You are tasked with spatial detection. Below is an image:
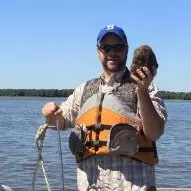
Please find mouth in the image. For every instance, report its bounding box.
[107,56,120,61]
[107,59,120,64]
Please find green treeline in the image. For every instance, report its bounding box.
[0,89,74,97]
[158,91,191,100]
[0,89,191,100]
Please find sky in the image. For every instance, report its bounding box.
[0,0,191,92]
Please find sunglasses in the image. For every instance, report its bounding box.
[98,44,127,53]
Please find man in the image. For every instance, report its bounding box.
[42,24,167,191]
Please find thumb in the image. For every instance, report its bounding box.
[54,108,62,116]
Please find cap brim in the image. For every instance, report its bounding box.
[97,31,126,43]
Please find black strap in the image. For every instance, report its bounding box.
[152,141,158,157]
[86,140,154,153]
[87,124,111,132]
[86,140,107,147]
[87,126,146,134]
[138,147,154,152]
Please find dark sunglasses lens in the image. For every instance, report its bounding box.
[100,45,111,53]
[99,44,125,53]
[114,44,125,52]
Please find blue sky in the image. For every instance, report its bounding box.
[0,1,190,92]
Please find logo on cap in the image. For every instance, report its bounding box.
[106,24,115,30]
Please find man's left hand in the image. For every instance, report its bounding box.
[131,66,154,92]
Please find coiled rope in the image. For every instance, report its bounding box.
[32,120,64,191]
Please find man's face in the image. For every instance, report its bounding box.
[97,33,128,73]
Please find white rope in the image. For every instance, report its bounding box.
[32,123,52,191]
[32,121,65,191]
[40,160,51,191]
[56,119,64,191]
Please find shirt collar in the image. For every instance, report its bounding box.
[100,67,129,86]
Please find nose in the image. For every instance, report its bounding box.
[107,49,118,55]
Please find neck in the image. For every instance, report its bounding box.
[102,67,127,82]
[103,70,114,82]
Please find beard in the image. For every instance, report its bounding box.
[102,56,127,73]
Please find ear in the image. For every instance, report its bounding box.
[96,44,100,52]
[97,47,100,55]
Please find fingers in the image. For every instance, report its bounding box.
[55,108,62,115]
[42,102,61,117]
[41,102,63,126]
[142,67,152,77]
[131,73,142,85]
[136,68,147,79]
[130,67,153,89]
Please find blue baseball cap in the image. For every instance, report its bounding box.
[97,24,127,44]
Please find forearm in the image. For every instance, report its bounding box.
[137,89,164,141]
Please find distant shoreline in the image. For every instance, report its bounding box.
[0,89,191,100]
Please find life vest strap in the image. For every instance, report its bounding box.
[86,141,154,152]
[86,140,107,147]
[86,125,144,135]
[87,124,111,133]
[138,147,154,152]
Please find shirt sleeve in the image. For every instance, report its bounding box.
[148,82,168,123]
[59,82,86,128]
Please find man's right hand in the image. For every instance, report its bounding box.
[42,102,62,126]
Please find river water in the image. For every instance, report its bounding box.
[0,97,190,190]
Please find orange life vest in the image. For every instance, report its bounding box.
[75,76,158,165]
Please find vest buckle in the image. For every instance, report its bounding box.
[95,124,101,133]
[93,140,100,147]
